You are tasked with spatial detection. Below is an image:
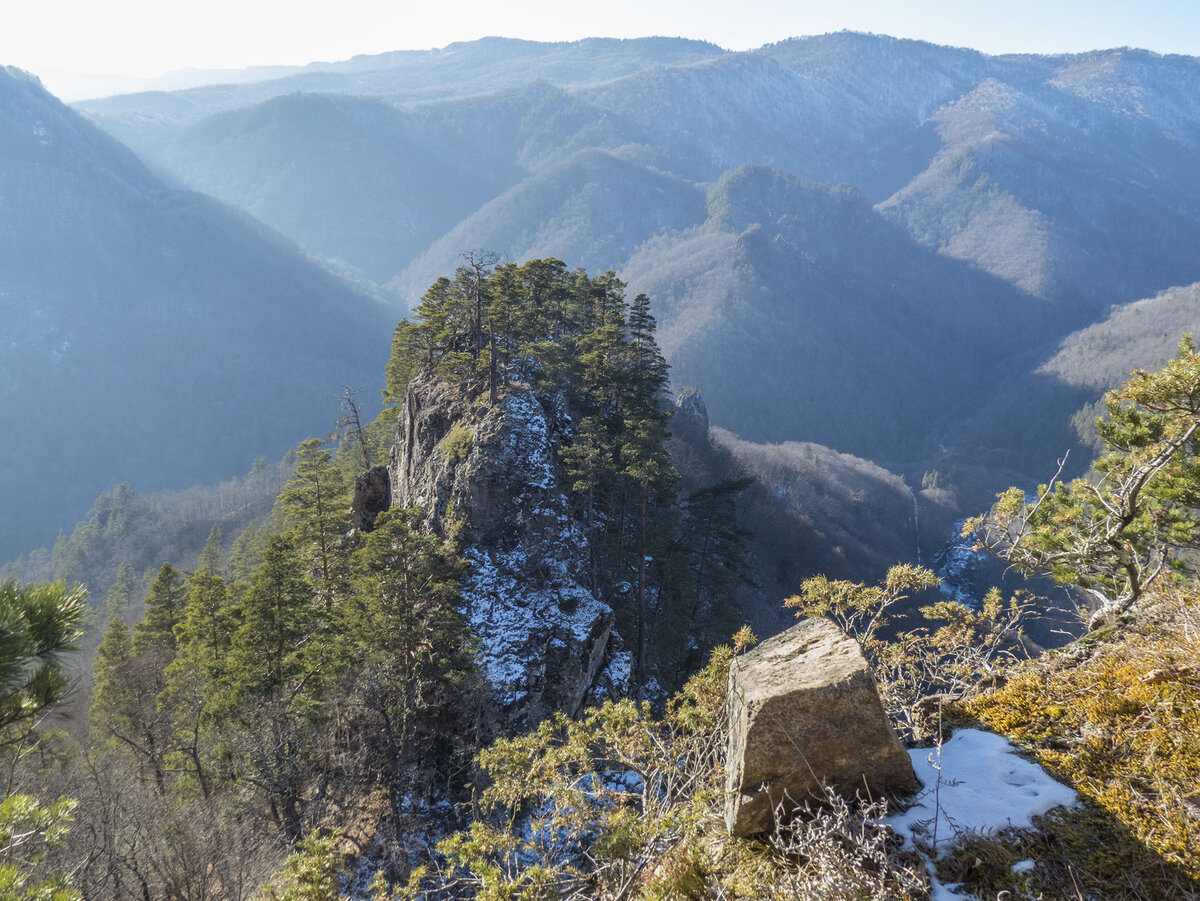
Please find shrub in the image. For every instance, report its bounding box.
[440,425,473,464]
[966,585,1200,893]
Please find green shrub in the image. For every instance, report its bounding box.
[441,425,473,464]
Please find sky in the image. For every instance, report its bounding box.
[5,0,1198,99]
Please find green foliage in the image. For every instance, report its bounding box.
[1,457,292,602]
[0,580,86,745]
[275,438,353,606]
[339,508,474,788]
[386,258,736,688]
[969,335,1200,629]
[440,424,474,464]
[197,524,223,576]
[785,566,1031,741]
[783,563,939,647]
[261,833,346,901]
[131,562,186,656]
[426,631,924,900]
[436,643,737,900]
[102,560,135,624]
[0,580,85,900]
[0,793,79,901]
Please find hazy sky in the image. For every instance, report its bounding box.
[5,0,1198,94]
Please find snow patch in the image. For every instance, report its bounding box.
[888,728,1076,849]
[887,729,1076,900]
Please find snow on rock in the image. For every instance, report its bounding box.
[932,519,990,607]
[888,728,1077,851]
[391,373,622,731]
[462,544,614,723]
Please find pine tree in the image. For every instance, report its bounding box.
[226,536,320,702]
[217,536,327,839]
[276,439,351,609]
[229,521,268,582]
[339,509,472,798]
[161,571,233,799]
[0,580,84,900]
[131,563,187,656]
[971,335,1200,629]
[104,559,136,624]
[197,524,223,576]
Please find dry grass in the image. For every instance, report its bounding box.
[961,584,1200,898]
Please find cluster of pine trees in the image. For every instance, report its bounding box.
[387,256,749,684]
[1,258,752,897]
[65,431,476,895]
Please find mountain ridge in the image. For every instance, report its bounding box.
[0,65,393,562]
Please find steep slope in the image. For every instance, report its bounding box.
[622,165,1062,468]
[1039,281,1200,391]
[160,83,657,284]
[580,36,993,196]
[48,34,1200,526]
[878,52,1200,311]
[668,393,953,637]
[939,281,1200,488]
[396,150,705,302]
[0,68,393,562]
[387,373,625,730]
[159,92,515,283]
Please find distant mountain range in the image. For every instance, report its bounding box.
[6,32,1200,564]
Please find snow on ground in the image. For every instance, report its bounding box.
[887,728,1078,898]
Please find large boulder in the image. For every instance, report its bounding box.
[725,617,915,837]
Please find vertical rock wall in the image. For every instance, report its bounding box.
[390,373,629,730]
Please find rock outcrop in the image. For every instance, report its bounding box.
[724,617,915,837]
[389,373,628,730]
[350,465,391,532]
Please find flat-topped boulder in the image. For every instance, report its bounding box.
[725,617,915,837]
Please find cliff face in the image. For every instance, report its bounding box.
[389,373,628,730]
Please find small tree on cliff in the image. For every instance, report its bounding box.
[967,335,1200,630]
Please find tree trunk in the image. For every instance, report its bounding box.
[636,479,648,694]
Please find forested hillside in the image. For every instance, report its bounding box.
[63,33,1200,513]
[7,315,1200,900]
[2,27,1198,901]
[0,66,393,563]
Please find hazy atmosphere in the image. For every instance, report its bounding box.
[5,1,1200,897]
[7,0,1200,98]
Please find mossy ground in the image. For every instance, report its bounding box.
[958,585,1200,899]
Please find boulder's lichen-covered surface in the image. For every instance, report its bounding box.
[390,373,628,729]
[724,617,915,837]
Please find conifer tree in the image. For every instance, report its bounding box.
[0,580,84,900]
[229,521,268,583]
[162,570,233,799]
[103,559,135,624]
[971,335,1200,629]
[219,535,326,839]
[197,524,223,576]
[91,617,131,692]
[276,439,351,609]
[131,563,187,656]
[340,509,473,798]
[226,536,319,702]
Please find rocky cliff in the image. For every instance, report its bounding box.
[388,373,629,730]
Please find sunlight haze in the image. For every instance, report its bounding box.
[5,0,1199,101]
